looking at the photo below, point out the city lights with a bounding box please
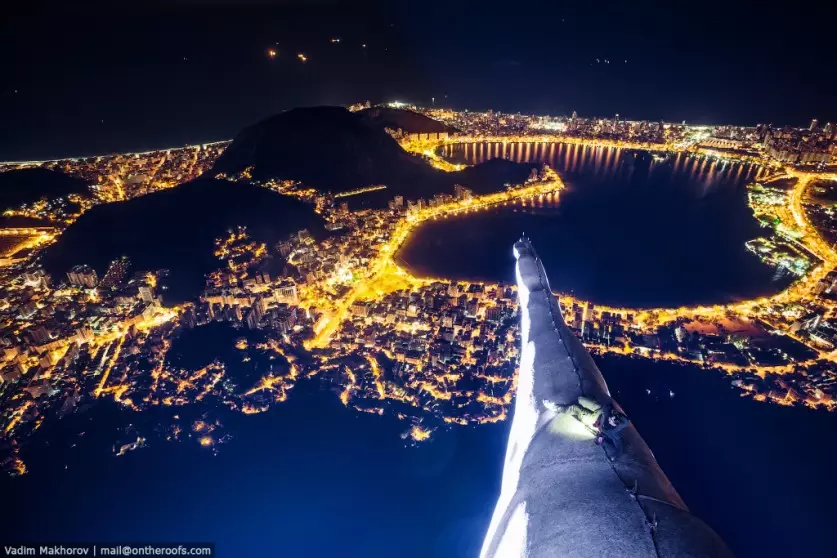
[1,103,837,478]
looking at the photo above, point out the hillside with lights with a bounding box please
[40,178,323,303]
[357,106,456,134]
[0,168,91,209]
[212,106,532,199]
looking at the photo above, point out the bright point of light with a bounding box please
[388,101,406,108]
[267,49,277,58]
[409,425,432,442]
[548,413,596,440]
[297,53,308,63]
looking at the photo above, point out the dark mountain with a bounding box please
[0,168,90,209]
[212,106,533,199]
[41,178,322,303]
[212,106,434,192]
[357,107,455,134]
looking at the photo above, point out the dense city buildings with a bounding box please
[1,104,837,477]
[0,142,229,210]
[383,102,837,169]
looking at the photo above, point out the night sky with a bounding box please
[2,0,835,160]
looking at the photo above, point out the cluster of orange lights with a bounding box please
[3,131,837,465]
[267,49,307,63]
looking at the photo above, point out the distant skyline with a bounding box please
[3,0,835,160]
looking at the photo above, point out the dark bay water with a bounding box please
[0,381,506,557]
[401,143,785,308]
[2,356,836,557]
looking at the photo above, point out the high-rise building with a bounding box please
[810,118,819,131]
[486,306,502,323]
[278,241,293,257]
[273,312,290,334]
[453,184,473,201]
[568,111,579,132]
[28,327,52,345]
[100,256,131,289]
[245,308,259,329]
[67,265,98,288]
[138,285,155,303]
[75,327,95,345]
[23,270,50,289]
[275,280,298,303]
[253,295,267,321]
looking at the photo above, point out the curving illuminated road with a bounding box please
[305,173,566,349]
[306,146,837,397]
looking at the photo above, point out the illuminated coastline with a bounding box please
[2,105,837,475]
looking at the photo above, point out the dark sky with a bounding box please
[2,0,835,160]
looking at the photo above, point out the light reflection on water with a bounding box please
[403,143,784,308]
[443,142,767,191]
